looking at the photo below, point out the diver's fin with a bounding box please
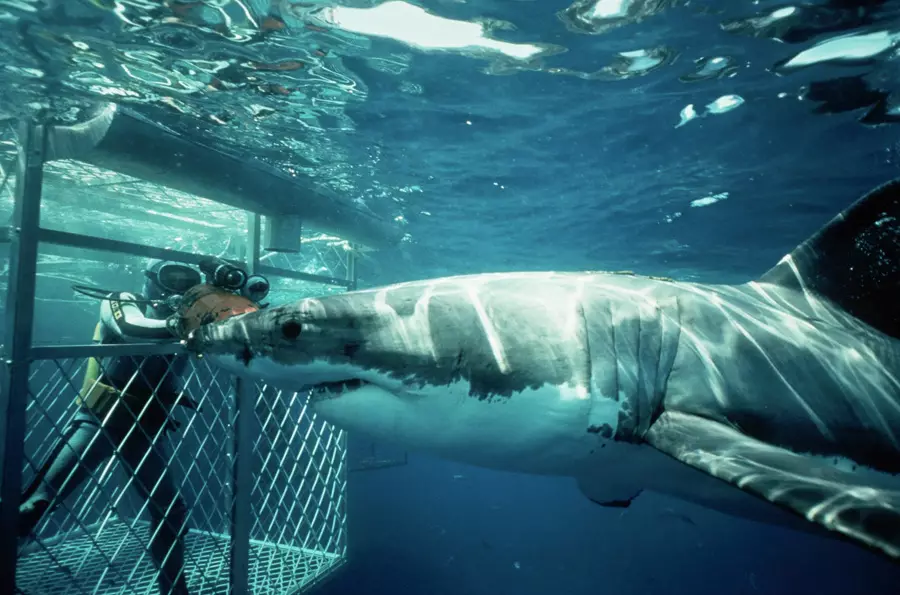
[758,178,900,339]
[644,410,900,561]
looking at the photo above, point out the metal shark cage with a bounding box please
[0,120,357,594]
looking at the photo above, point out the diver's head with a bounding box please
[143,259,202,318]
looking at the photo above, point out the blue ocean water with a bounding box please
[349,46,900,286]
[2,0,900,593]
[325,454,899,595]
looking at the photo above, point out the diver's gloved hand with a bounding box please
[165,314,187,340]
[181,327,207,354]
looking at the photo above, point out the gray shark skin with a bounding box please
[187,179,900,561]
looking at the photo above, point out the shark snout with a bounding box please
[185,310,266,358]
[182,302,349,366]
[182,296,406,394]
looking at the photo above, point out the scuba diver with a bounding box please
[18,257,269,595]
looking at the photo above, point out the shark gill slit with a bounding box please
[653,299,680,427]
[635,302,643,440]
[578,300,592,406]
[609,300,618,403]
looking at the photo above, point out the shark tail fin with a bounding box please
[759,178,900,339]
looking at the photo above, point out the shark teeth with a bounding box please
[312,379,366,397]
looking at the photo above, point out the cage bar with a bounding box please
[0,120,48,594]
[346,244,358,291]
[230,378,254,595]
[28,227,352,289]
[247,214,261,276]
[1,117,355,595]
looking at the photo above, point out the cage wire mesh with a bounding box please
[0,134,244,321]
[18,353,235,595]
[0,122,247,257]
[17,351,347,595]
[0,122,356,318]
[249,384,347,592]
[261,238,354,300]
[4,120,353,594]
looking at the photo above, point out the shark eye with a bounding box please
[281,320,302,340]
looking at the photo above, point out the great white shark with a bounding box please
[185,179,900,560]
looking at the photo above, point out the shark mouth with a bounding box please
[311,378,368,399]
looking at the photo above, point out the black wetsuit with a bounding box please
[19,292,191,595]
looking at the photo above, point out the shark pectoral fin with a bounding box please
[645,410,900,560]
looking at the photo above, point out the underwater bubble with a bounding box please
[722,3,883,45]
[679,55,738,83]
[721,5,798,38]
[676,95,744,127]
[777,30,900,72]
[690,192,729,208]
[675,104,698,128]
[706,94,744,114]
[317,1,546,61]
[604,46,675,79]
[558,0,677,35]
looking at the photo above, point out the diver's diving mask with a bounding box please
[145,261,202,297]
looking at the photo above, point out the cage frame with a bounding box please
[0,119,358,595]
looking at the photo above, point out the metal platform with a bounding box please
[35,104,401,251]
[17,517,341,595]
[0,120,352,595]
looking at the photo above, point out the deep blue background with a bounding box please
[322,452,899,595]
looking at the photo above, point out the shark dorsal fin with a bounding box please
[759,178,900,339]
